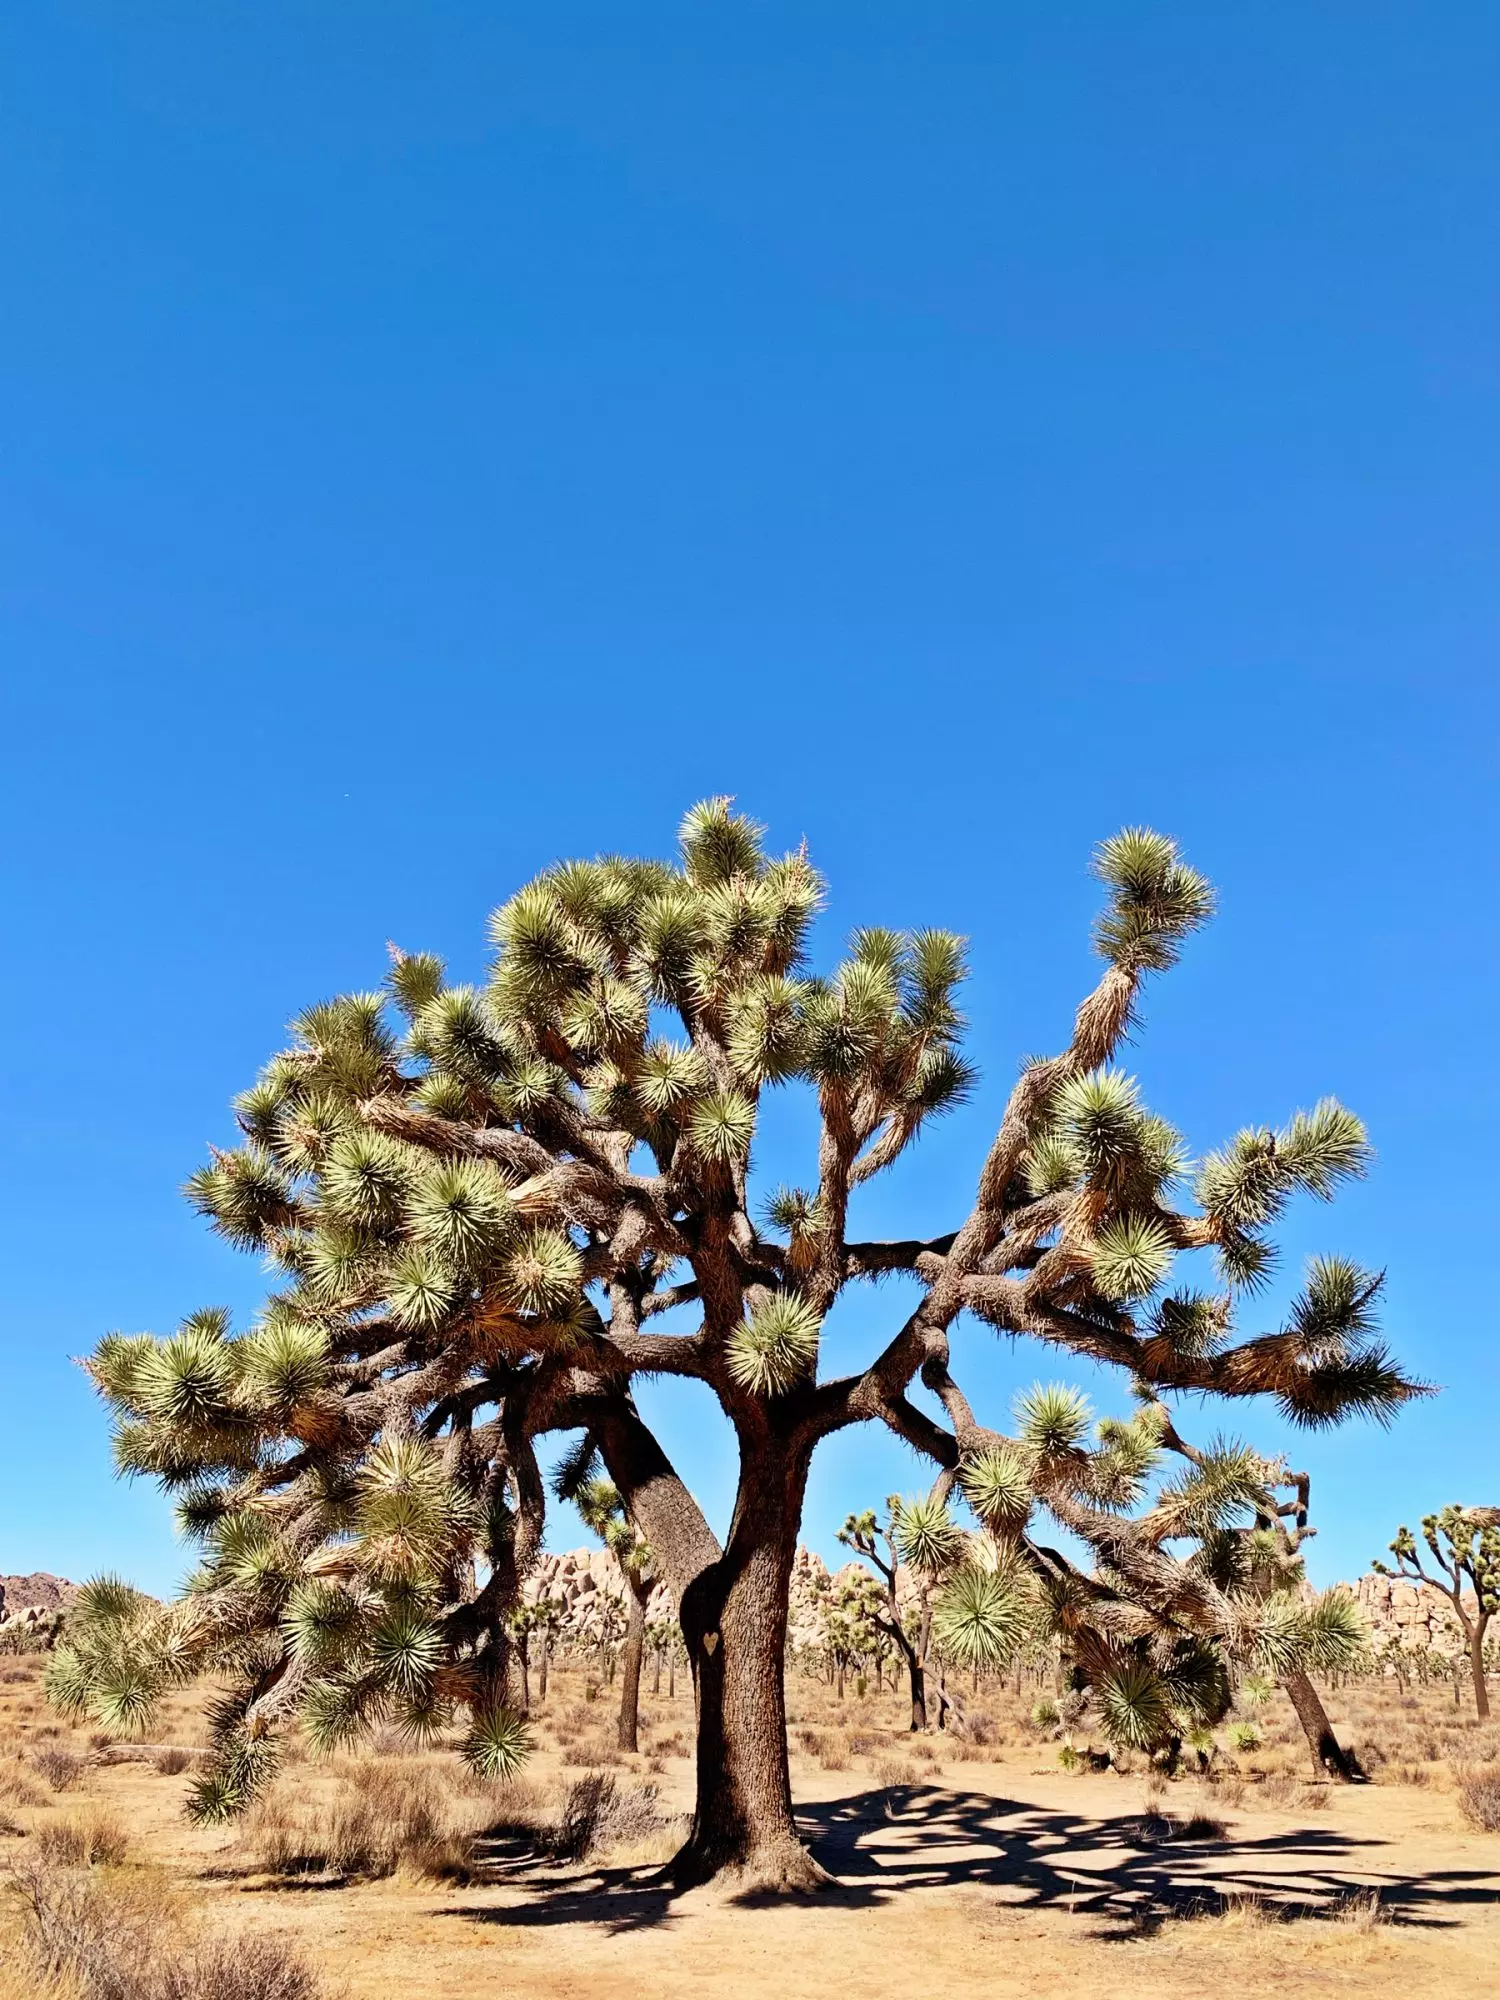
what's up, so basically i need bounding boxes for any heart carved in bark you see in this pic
[703,1631,720,1655]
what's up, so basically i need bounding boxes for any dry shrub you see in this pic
[1455,1762,1500,1832]
[8,1855,322,1999]
[0,1666,35,1684]
[28,1743,84,1792]
[34,1808,130,1867]
[246,1758,454,1879]
[0,1764,48,1808]
[873,1755,918,1787]
[155,1749,194,1776]
[1173,1812,1227,1841]
[550,1772,676,1863]
[1298,1784,1331,1811]
[1333,1888,1387,1930]
[1207,1773,1246,1808]
[847,1730,883,1756]
[816,1731,851,1771]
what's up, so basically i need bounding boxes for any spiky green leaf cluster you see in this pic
[726,1291,822,1395]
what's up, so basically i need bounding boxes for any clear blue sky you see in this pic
[2,7,1495,1596]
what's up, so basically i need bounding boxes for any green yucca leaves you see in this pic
[141,1322,235,1425]
[958,1444,1034,1532]
[635,1039,708,1115]
[1095,1656,1173,1750]
[367,1603,445,1697]
[678,796,765,886]
[1015,1382,1092,1457]
[462,1704,533,1781]
[387,949,445,1020]
[412,986,507,1081]
[889,1494,963,1575]
[932,1560,1034,1666]
[1020,1129,1082,1197]
[726,1292,822,1396]
[407,1157,515,1268]
[688,1089,756,1165]
[320,1130,417,1233]
[1051,1068,1143,1169]
[501,1227,582,1317]
[281,1581,365,1668]
[1148,1292,1231,1358]
[237,1310,328,1407]
[386,1247,460,1331]
[271,1091,351,1177]
[299,1677,371,1756]
[1089,1214,1175,1301]
[1255,1589,1367,1675]
[1091,827,1215,973]
[1287,1256,1382,1352]
[185,1148,294,1249]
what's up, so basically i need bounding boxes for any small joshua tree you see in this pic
[840,1496,964,1730]
[51,803,1422,1889]
[1373,1508,1500,1718]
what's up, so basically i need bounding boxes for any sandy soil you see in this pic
[68,1740,1500,2000]
[5,1660,1498,1999]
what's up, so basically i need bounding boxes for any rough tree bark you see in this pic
[1281,1669,1360,1781]
[617,1572,651,1752]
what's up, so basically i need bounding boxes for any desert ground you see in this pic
[2,1652,1497,2000]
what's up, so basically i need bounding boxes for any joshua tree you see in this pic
[1373,1508,1500,1718]
[839,1496,963,1730]
[565,1458,657,1751]
[52,803,1422,1890]
[530,1595,563,1702]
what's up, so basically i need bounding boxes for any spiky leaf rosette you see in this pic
[727,1292,822,1395]
[889,1494,963,1575]
[958,1444,1034,1533]
[463,1706,534,1781]
[1094,1656,1174,1751]
[932,1557,1037,1667]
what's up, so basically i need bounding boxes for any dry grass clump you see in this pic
[815,1730,851,1771]
[0,1763,49,1808]
[873,1754,919,1787]
[1454,1762,1500,1832]
[6,1855,323,1999]
[550,1771,681,1864]
[33,1807,130,1867]
[245,1756,475,1880]
[28,1742,85,1792]
[155,1748,195,1776]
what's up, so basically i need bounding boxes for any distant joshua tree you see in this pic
[839,1496,963,1730]
[1373,1507,1500,1718]
[52,803,1422,1889]
[560,1450,657,1751]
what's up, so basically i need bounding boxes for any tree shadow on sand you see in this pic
[442,1783,1500,1937]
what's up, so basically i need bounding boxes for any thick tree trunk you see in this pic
[517,1640,531,1715]
[669,1440,826,1893]
[1281,1669,1359,1780]
[618,1577,648,1752]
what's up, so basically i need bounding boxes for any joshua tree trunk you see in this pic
[516,1637,531,1715]
[1281,1668,1359,1780]
[652,1646,663,1695]
[538,1631,549,1702]
[668,1651,676,1699]
[618,1575,649,1752]
[1468,1630,1491,1719]
[669,1442,825,1893]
